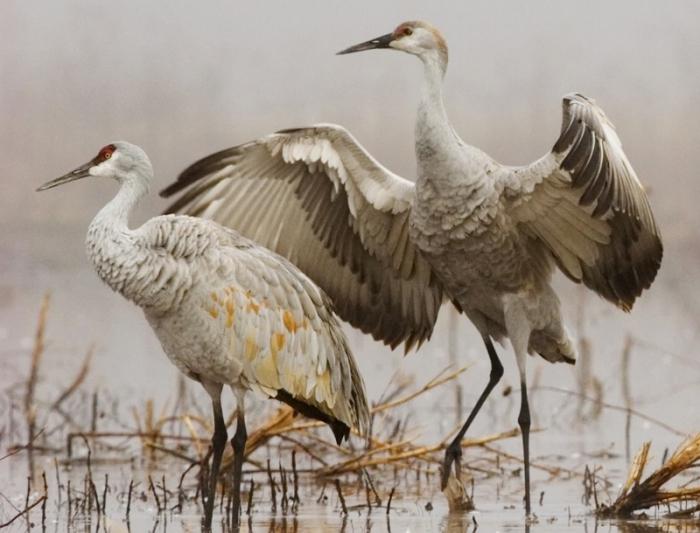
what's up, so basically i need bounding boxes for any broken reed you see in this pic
[597,435,700,517]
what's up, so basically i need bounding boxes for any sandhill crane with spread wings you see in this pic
[37,142,369,530]
[161,21,662,514]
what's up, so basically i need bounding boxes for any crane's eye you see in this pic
[403,27,413,36]
[96,144,116,162]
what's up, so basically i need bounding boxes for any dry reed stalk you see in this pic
[182,415,206,459]
[25,293,50,479]
[0,491,47,528]
[371,365,470,415]
[621,335,634,462]
[144,441,199,464]
[49,346,93,413]
[320,428,524,476]
[598,435,700,517]
[479,443,580,478]
[532,385,686,437]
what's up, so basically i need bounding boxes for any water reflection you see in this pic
[612,520,700,533]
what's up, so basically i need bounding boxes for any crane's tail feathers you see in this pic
[274,389,351,445]
[530,329,577,365]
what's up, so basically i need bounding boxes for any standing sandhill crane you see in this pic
[36,142,369,529]
[160,21,663,514]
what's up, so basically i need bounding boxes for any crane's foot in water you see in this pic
[441,442,462,490]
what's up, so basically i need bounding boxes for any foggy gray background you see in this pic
[2,0,700,468]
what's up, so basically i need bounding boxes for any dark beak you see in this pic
[337,32,394,55]
[37,160,93,192]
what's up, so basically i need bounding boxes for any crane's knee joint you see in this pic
[446,440,462,460]
[490,359,504,382]
[213,424,228,449]
[231,423,247,453]
[518,409,531,429]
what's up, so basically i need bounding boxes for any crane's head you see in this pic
[337,21,448,68]
[37,142,152,192]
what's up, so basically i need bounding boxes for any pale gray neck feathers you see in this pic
[94,173,150,230]
[86,173,155,306]
[415,54,457,177]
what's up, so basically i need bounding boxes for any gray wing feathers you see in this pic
[507,93,662,309]
[138,215,370,435]
[229,242,371,435]
[161,124,443,349]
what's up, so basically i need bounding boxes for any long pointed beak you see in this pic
[337,32,394,55]
[36,160,93,192]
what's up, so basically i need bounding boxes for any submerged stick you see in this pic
[246,479,255,515]
[267,459,277,513]
[0,493,47,528]
[149,475,161,512]
[126,479,134,522]
[334,479,347,515]
[41,471,48,529]
[386,487,395,515]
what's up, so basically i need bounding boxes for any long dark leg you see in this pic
[519,381,532,515]
[441,337,504,489]
[230,410,247,528]
[203,390,227,531]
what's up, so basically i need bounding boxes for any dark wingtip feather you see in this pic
[159,180,186,198]
[160,144,249,199]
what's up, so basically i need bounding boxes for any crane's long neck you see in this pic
[415,56,457,178]
[414,54,487,194]
[86,175,152,304]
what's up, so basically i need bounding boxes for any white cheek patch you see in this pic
[90,152,121,177]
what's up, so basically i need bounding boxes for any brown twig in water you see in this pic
[67,479,72,522]
[49,346,93,413]
[246,479,255,515]
[2,427,47,462]
[386,486,395,514]
[621,335,634,463]
[126,479,134,522]
[372,365,470,415]
[144,440,199,464]
[149,475,162,513]
[334,479,347,515]
[0,493,47,528]
[267,459,277,513]
[41,471,48,529]
[279,461,289,513]
[291,450,300,510]
[532,385,686,437]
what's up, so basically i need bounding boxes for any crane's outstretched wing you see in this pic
[503,93,662,310]
[160,124,443,349]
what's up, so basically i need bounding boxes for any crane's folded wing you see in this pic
[503,93,662,310]
[160,124,444,349]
